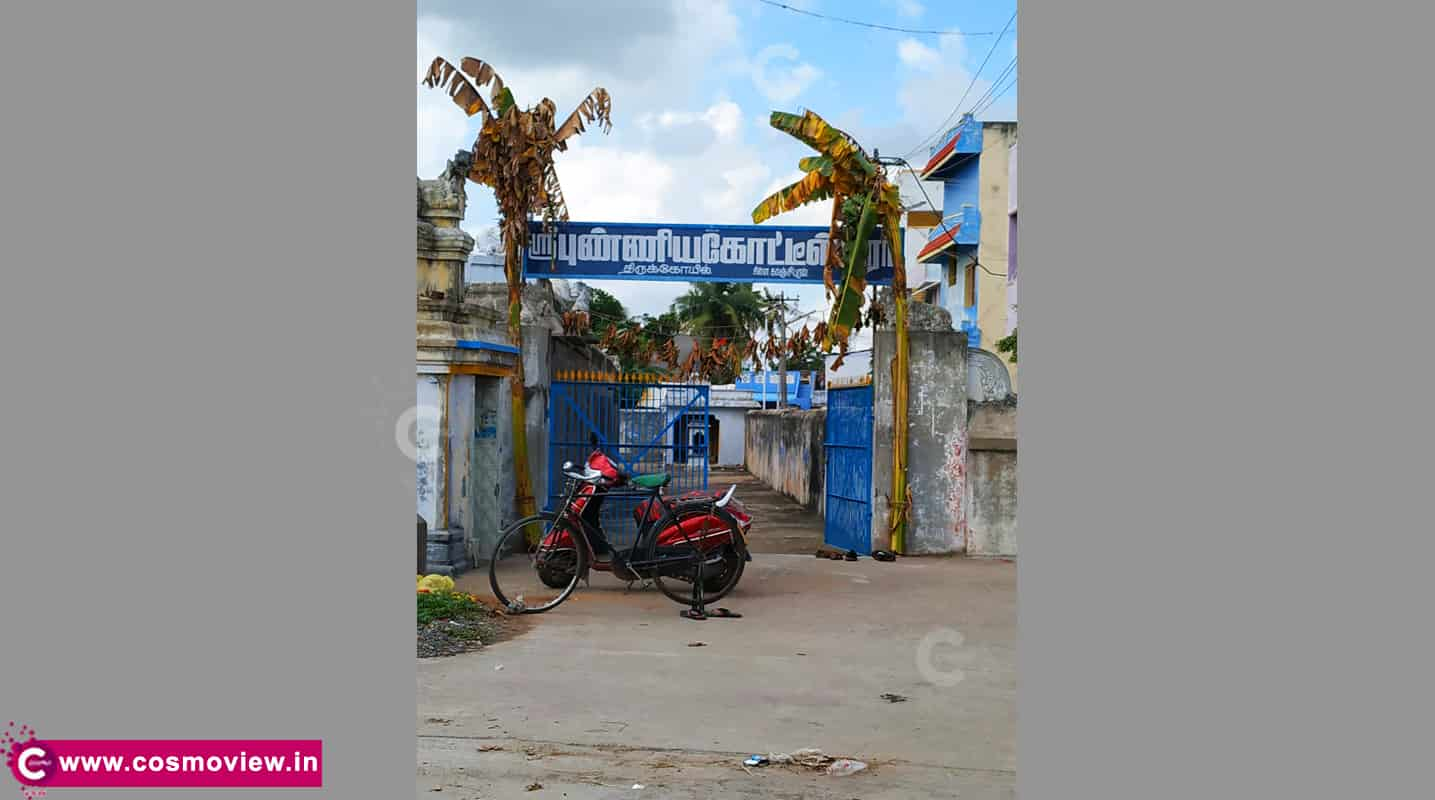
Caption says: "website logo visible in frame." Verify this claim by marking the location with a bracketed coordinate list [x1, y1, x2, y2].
[4, 724, 321, 793]
[4, 724, 50, 799]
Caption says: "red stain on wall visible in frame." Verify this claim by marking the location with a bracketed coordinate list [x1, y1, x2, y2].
[945, 433, 968, 549]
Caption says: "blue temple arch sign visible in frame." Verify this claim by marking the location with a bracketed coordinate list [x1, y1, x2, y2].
[523, 220, 900, 285]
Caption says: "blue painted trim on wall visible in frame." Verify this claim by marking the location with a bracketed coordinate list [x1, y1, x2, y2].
[960, 317, 982, 349]
[923, 117, 984, 180]
[923, 205, 982, 247]
[456, 340, 520, 355]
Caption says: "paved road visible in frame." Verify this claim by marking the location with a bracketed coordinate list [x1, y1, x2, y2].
[423, 554, 1016, 798]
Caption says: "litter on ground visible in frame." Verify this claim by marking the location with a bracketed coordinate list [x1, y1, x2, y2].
[826, 758, 868, 776]
[762, 748, 869, 776]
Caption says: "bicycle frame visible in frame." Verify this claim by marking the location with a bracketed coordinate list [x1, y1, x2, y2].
[545, 475, 743, 581]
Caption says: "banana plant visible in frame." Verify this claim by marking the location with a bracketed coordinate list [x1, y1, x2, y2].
[751, 110, 905, 361]
[750, 109, 912, 554]
[423, 56, 612, 524]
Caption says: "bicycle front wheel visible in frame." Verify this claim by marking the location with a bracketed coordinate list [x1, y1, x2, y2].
[489, 512, 587, 614]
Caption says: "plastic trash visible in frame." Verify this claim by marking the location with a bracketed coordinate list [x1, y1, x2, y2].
[743, 755, 768, 767]
[768, 748, 829, 768]
[418, 574, 455, 592]
[826, 759, 867, 777]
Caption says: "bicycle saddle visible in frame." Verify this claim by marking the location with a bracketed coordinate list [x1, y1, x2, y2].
[630, 473, 671, 489]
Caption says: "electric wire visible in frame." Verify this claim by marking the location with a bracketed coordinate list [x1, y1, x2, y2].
[755, 0, 1003, 37]
[902, 9, 1017, 159]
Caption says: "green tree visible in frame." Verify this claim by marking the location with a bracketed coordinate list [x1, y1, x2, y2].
[673, 283, 768, 384]
[995, 327, 1017, 364]
[673, 283, 768, 337]
[588, 287, 627, 339]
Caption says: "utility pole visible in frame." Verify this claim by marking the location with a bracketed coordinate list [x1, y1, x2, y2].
[778, 300, 788, 408]
[769, 293, 801, 409]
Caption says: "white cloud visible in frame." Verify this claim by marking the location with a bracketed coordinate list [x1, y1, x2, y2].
[897, 38, 941, 71]
[749, 44, 822, 104]
[637, 100, 743, 142]
[892, 34, 1017, 154]
[416, 1, 1013, 322]
[709, 163, 772, 220]
[552, 140, 675, 223]
[882, 0, 926, 18]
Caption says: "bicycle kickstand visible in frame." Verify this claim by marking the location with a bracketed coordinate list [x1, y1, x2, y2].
[680, 550, 742, 621]
[681, 553, 707, 620]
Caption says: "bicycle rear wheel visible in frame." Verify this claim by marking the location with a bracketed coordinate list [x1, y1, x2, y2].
[488, 512, 587, 614]
[644, 502, 746, 605]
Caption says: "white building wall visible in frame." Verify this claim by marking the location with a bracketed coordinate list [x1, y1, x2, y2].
[825, 349, 873, 384]
[712, 407, 749, 466]
[465, 253, 505, 285]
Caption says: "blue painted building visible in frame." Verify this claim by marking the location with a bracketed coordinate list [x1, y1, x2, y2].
[734, 369, 816, 409]
[911, 115, 1017, 375]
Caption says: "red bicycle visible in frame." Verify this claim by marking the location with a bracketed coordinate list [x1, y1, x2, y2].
[488, 446, 752, 618]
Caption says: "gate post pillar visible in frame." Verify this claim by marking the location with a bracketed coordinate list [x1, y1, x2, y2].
[872, 329, 968, 554]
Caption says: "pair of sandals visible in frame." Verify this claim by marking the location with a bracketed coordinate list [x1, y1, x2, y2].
[814, 549, 900, 562]
[680, 607, 742, 620]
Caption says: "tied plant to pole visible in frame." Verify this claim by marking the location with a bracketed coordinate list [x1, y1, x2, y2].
[751, 110, 911, 553]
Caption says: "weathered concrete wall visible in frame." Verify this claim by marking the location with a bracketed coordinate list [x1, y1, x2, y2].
[873, 329, 969, 554]
[967, 399, 1017, 556]
[468, 377, 505, 561]
[518, 325, 549, 519]
[446, 374, 476, 543]
[551, 335, 614, 376]
[969, 400, 1017, 449]
[744, 409, 826, 512]
[968, 451, 1016, 556]
[416, 376, 441, 528]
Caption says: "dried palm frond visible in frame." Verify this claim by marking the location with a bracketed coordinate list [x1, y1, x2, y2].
[555, 88, 613, 143]
[561, 310, 590, 337]
[423, 57, 505, 120]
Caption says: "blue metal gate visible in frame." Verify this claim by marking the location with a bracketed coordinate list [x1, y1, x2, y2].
[824, 381, 873, 555]
[548, 374, 710, 550]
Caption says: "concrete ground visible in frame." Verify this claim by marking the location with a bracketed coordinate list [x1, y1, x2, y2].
[419, 551, 1016, 798]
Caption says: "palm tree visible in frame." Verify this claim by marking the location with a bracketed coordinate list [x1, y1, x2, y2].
[750, 109, 913, 554]
[673, 283, 767, 339]
[672, 283, 768, 384]
[751, 111, 906, 353]
[423, 56, 613, 523]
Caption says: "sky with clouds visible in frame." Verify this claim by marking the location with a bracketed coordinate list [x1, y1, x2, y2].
[417, 0, 1017, 347]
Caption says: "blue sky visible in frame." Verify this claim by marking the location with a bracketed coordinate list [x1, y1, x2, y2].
[417, 0, 1017, 333]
